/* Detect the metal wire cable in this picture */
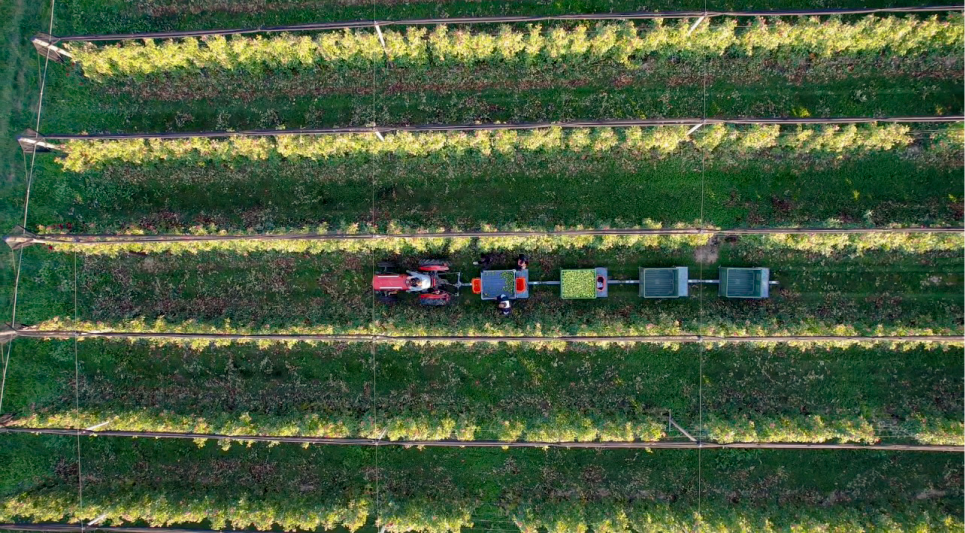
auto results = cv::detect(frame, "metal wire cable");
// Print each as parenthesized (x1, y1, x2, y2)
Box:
(0, 0, 57, 417)
(697, 1, 708, 526)
(2, 329, 959, 344)
(46, 5, 965, 42)
(73, 252, 84, 533)
(370, 0, 382, 527)
(0, 426, 959, 452)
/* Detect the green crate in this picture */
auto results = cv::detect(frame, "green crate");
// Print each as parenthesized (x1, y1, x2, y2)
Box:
(560, 269, 597, 299)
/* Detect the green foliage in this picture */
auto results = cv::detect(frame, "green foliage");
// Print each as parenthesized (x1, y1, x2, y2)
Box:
(68, 16, 965, 80)
(0, 488, 373, 531)
(380, 499, 476, 533)
(42, 227, 714, 256)
(560, 269, 597, 299)
(58, 123, 923, 173)
(752, 232, 965, 256)
(512, 501, 965, 533)
(1, 437, 962, 533)
(31, 315, 964, 347)
(38, 231, 965, 259)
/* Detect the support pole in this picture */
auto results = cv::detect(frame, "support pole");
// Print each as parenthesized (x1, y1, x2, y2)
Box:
(31, 33, 72, 63)
(86, 516, 109, 528)
(85, 421, 112, 432)
(17, 129, 60, 155)
(686, 123, 704, 135)
(686, 15, 707, 36)
(0, 326, 17, 345)
(668, 415, 697, 442)
(3, 226, 39, 251)
(374, 23, 387, 52)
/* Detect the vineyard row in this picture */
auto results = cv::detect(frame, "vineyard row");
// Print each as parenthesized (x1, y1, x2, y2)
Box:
(9, 410, 961, 446)
(65, 16, 965, 80)
(51, 123, 960, 172)
(26, 231, 965, 257)
(15, 324, 964, 346)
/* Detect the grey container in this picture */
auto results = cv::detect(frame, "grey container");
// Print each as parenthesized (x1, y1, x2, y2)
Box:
(719, 267, 770, 299)
(639, 267, 689, 298)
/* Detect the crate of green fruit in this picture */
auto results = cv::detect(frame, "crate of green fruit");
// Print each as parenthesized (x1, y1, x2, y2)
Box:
(560, 269, 598, 299)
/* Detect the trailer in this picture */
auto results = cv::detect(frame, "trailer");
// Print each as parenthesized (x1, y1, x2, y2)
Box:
(372, 258, 777, 309)
(473, 269, 530, 300)
(718, 267, 771, 299)
(558, 268, 608, 299)
(639, 267, 689, 299)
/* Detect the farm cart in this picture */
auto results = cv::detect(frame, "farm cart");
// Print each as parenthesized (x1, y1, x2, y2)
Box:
(639, 267, 690, 298)
(470, 267, 532, 315)
(555, 268, 609, 299)
(371, 259, 467, 306)
(717, 267, 772, 299)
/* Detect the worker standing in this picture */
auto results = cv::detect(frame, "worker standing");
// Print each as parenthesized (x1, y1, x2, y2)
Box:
(496, 294, 513, 316)
(474, 253, 495, 271)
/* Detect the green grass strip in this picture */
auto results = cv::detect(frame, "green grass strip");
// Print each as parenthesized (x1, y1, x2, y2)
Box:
(1, 437, 961, 532)
(4, 339, 961, 445)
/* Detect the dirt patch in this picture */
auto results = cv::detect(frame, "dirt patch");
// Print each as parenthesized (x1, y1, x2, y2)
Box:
(916, 488, 947, 500)
(694, 238, 720, 265)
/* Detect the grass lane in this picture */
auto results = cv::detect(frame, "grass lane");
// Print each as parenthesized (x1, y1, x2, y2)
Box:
(38, 54, 964, 133)
(0, 435, 961, 531)
(11, 238, 963, 337)
(23, 140, 965, 234)
(2, 339, 961, 444)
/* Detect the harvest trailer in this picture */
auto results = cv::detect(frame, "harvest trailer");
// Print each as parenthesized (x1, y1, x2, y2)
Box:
(373, 260, 776, 306)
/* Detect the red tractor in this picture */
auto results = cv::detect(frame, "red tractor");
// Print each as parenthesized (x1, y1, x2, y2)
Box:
(372, 259, 460, 306)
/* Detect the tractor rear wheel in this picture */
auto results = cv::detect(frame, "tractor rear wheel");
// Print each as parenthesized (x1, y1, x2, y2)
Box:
(418, 293, 452, 306)
(418, 259, 450, 272)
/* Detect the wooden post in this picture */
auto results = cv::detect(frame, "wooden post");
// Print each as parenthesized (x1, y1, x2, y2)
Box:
(31, 33, 72, 63)
(374, 23, 387, 52)
(0, 326, 17, 344)
(86, 420, 112, 431)
(18, 129, 61, 154)
(86, 515, 108, 527)
(668, 415, 697, 442)
(3, 226, 39, 251)
(686, 15, 706, 36)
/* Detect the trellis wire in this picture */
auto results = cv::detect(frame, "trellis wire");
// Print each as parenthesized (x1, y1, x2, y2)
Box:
(1, 329, 960, 345)
(1, 427, 959, 452)
(8, 225, 963, 249)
